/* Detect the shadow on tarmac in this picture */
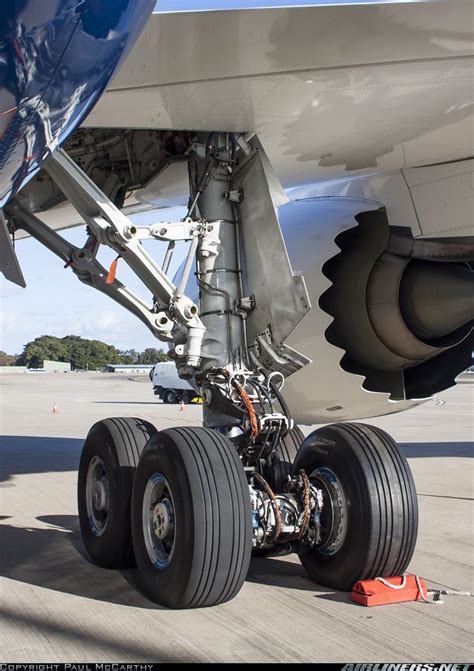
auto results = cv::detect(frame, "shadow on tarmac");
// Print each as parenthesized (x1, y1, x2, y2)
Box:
(0, 602, 192, 661)
(1, 434, 472, 484)
(0, 514, 163, 609)
(0, 435, 83, 483)
(400, 442, 473, 458)
(0, 512, 346, 607)
(246, 555, 351, 603)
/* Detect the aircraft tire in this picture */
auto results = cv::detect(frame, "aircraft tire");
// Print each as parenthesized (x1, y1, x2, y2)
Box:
(77, 417, 157, 569)
(293, 422, 418, 590)
(267, 424, 305, 491)
(131, 427, 252, 608)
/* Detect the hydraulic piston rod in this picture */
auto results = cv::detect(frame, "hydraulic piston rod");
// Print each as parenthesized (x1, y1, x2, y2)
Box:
(191, 133, 245, 372)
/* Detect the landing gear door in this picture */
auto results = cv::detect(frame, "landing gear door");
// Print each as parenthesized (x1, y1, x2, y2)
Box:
(233, 137, 311, 375)
(0, 210, 26, 288)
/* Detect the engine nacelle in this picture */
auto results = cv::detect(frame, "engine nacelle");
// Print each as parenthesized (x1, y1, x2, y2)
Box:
(276, 197, 473, 422)
(320, 209, 473, 399)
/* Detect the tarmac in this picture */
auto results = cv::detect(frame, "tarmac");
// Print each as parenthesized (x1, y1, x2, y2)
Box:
(0, 372, 472, 662)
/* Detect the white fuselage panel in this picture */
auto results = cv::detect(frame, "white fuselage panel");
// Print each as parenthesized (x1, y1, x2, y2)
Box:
(85, 2, 474, 189)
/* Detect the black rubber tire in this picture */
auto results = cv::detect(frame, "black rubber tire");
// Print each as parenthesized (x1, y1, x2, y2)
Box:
(78, 417, 157, 569)
(293, 422, 418, 590)
(131, 427, 252, 608)
(163, 389, 178, 404)
(268, 425, 305, 491)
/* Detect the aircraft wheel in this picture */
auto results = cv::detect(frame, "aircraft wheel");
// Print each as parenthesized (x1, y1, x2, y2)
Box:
(267, 425, 304, 491)
(293, 422, 418, 590)
(78, 417, 157, 569)
(131, 427, 252, 608)
(163, 389, 178, 404)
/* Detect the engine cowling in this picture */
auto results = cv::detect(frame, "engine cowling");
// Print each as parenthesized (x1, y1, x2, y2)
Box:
(318, 208, 474, 400)
(276, 197, 473, 423)
(176, 195, 472, 422)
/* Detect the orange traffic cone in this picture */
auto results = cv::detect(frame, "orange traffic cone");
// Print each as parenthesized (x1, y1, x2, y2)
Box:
(179, 400, 185, 412)
(52, 403, 59, 414)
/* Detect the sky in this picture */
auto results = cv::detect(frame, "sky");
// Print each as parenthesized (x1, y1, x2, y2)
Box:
(0, 208, 189, 356)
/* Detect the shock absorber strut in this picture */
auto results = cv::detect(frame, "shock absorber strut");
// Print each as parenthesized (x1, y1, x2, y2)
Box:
(189, 133, 246, 425)
(188, 133, 296, 444)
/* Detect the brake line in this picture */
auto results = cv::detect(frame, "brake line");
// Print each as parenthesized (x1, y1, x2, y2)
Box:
(219, 368, 259, 439)
(253, 472, 282, 541)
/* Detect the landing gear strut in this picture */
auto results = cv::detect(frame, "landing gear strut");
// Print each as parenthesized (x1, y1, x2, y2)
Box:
(6, 131, 418, 608)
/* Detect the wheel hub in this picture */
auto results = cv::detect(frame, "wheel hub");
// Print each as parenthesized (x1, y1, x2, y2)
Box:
(85, 455, 109, 537)
(93, 479, 108, 512)
(310, 466, 347, 555)
(143, 473, 175, 569)
(152, 499, 174, 540)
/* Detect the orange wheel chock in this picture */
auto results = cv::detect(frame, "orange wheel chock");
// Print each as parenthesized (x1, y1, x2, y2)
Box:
(351, 575, 427, 606)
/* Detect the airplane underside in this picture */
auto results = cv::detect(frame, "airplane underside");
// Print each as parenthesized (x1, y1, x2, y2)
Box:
(1, 1, 473, 608)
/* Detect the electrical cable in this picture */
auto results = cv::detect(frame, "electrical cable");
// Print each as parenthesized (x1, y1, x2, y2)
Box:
(269, 378, 291, 437)
(253, 473, 282, 541)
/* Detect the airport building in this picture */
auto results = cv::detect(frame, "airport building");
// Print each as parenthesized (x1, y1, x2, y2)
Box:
(43, 359, 71, 373)
(105, 364, 154, 374)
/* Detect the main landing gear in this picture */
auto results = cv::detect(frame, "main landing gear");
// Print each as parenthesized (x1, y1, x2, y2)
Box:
(7, 131, 418, 608)
(78, 416, 417, 606)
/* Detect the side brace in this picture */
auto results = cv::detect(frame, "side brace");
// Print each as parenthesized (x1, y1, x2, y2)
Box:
(5, 148, 222, 374)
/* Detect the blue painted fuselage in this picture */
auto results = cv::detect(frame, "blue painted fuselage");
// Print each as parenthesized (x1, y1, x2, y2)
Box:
(0, 0, 155, 208)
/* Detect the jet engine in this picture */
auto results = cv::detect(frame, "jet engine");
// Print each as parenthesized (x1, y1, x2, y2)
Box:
(318, 208, 473, 400)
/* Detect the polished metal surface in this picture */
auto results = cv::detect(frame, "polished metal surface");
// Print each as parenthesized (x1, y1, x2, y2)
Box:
(0, 0, 155, 207)
(85, 455, 109, 537)
(142, 473, 175, 569)
(2, 1, 472, 423)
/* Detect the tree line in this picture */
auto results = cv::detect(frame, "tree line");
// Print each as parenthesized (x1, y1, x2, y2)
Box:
(0, 335, 168, 370)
